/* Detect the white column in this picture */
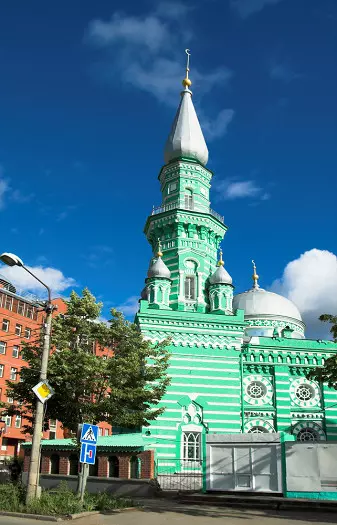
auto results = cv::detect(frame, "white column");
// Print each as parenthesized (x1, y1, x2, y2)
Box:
(197, 272, 204, 303)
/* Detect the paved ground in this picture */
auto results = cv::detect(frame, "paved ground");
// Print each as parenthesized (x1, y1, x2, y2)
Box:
(2, 501, 337, 525)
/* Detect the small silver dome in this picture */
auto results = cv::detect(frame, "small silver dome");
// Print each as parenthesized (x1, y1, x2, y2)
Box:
(209, 265, 232, 285)
(147, 257, 171, 279)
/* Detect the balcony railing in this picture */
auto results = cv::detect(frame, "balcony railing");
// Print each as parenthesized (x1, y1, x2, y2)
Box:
(151, 201, 224, 223)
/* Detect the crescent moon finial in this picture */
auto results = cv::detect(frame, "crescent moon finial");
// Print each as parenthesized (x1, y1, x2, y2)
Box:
(183, 49, 192, 88)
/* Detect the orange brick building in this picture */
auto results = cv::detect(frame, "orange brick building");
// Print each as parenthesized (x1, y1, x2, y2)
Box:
(0, 274, 111, 461)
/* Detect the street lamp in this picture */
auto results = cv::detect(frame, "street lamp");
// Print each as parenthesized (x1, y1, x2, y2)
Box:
(0, 252, 54, 503)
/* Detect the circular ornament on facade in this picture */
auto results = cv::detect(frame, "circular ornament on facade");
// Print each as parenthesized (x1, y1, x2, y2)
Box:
(245, 419, 275, 433)
(292, 421, 325, 442)
(290, 378, 320, 408)
(244, 376, 273, 406)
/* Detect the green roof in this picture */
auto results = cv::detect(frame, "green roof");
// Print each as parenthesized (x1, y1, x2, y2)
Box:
(22, 433, 146, 452)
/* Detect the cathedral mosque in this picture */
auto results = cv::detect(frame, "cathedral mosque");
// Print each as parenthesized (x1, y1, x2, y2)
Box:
(134, 54, 337, 465)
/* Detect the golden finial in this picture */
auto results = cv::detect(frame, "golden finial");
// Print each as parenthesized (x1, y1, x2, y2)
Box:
(157, 238, 163, 257)
(217, 248, 224, 266)
(182, 49, 192, 88)
(252, 259, 259, 289)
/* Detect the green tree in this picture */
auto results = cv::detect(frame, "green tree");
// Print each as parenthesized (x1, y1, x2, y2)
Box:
(307, 313, 337, 386)
(6, 288, 170, 435)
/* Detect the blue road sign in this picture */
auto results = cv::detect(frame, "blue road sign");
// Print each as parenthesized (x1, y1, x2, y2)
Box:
(80, 423, 99, 444)
(80, 442, 97, 465)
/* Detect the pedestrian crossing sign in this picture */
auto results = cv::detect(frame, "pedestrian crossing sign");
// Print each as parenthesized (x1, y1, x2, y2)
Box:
(80, 423, 99, 444)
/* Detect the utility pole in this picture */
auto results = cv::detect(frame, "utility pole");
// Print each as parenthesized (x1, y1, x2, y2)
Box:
(0, 252, 55, 504)
(26, 300, 54, 503)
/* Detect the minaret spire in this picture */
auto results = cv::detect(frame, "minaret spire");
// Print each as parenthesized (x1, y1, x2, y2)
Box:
(164, 49, 209, 166)
(252, 260, 260, 289)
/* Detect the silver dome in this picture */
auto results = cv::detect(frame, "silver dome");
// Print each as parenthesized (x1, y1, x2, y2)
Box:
(147, 257, 171, 279)
(209, 265, 232, 285)
(233, 287, 302, 322)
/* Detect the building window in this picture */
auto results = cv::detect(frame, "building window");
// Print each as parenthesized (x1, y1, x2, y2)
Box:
(5, 296, 13, 310)
(15, 324, 22, 336)
(14, 416, 21, 428)
(2, 319, 9, 332)
(247, 381, 267, 399)
(99, 427, 103, 436)
(25, 305, 33, 319)
(12, 345, 19, 358)
(184, 276, 196, 300)
(248, 426, 269, 434)
(17, 302, 25, 316)
(0, 365, 4, 377)
(7, 397, 13, 404)
(2, 415, 11, 427)
(10, 367, 17, 380)
(49, 419, 56, 439)
(0, 341, 6, 355)
(183, 432, 201, 461)
(104, 428, 109, 436)
(184, 189, 193, 210)
(295, 384, 315, 402)
(24, 327, 31, 339)
(296, 428, 319, 442)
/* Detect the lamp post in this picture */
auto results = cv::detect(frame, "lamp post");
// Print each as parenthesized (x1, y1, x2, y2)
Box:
(0, 253, 54, 503)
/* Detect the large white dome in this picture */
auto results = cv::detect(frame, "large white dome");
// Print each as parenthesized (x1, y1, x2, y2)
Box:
(233, 288, 302, 321)
(233, 287, 305, 338)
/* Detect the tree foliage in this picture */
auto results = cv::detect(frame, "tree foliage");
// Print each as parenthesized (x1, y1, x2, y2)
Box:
(307, 313, 337, 388)
(6, 289, 170, 434)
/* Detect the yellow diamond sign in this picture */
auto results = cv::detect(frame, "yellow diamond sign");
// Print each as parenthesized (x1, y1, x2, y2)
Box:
(32, 380, 55, 404)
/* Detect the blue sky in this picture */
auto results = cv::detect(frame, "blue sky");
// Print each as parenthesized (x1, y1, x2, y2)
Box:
(0, 0, 336, 338)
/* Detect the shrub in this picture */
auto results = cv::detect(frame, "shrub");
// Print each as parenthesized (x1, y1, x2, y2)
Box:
(0, 481, 134, 516)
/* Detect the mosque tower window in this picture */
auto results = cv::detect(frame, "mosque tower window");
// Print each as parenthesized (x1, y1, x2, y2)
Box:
(184, 276, 196, 300)
(184, 189, 194, 210)
(183, 432, 201, 461)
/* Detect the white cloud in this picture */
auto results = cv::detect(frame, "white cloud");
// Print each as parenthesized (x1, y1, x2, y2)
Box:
(269, 63, 301, 83)
(10, 189, 35, 203)
(214, 179, 270, 201)
(201, 109, 235, 141)
(0, 264, 76, 296)
(271, 249, 337, 339)
(113, 296, 139, 317)
(0, 174, 9, 210)
(231, 0, 284, 18)
(86, 5, 233, 140)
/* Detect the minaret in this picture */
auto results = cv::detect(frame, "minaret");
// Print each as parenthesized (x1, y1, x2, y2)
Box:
(144, 50, 228, 313)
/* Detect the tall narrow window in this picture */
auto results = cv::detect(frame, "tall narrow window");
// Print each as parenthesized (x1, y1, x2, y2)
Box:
(184, 189, 193, 210)
(15, 324, 22, 336)
(2, 320, 9, 332)
(183, 432, 201, 461)
(0, 342, 6, 355)
(10, 367, 17, 380)
(12, 346, 19, 358)
(184, 276, 196, 300)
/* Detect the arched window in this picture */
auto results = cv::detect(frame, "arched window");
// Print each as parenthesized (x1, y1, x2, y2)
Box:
(183, 432, 201, 461)
(109, 456, 119, 478)
(184, 276, 195, 300)
(130, 456, 141, 479)
(184, 189, 193, 210)
(69, 454, 79, 475)
(248, 426, 269, 434)
(50, 454, 60, 475)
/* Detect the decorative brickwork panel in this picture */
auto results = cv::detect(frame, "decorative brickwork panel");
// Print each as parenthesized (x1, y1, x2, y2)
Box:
(139, 450, 154, 479)
(41, 454, 51, 474)
(23, 451, 30, 472)
(59, 454, 69, 475)
(117, 454, 130, 479)
(98, 455, 108, 477)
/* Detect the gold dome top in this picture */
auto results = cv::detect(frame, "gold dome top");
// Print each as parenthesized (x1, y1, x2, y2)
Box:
(156, 238, 163, 258)
(217, 249, 224, 266)
(252, 260, 259, 289)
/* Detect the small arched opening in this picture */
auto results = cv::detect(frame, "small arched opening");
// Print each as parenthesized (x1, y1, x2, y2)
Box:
(109, 456, 119, 478)
(130, 456, 141, 479)
(69, 454, 79, 475)
(50, 454, 60, 475)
